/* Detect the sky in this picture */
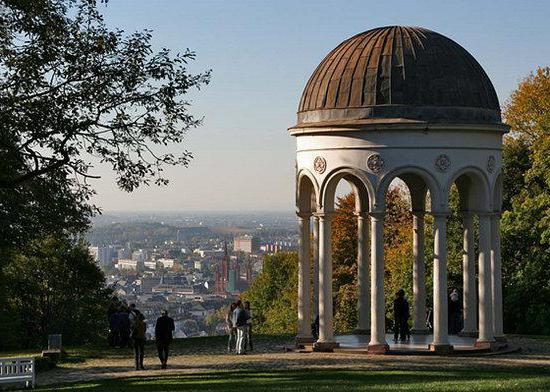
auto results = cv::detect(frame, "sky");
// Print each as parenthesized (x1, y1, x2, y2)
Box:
(91, 0, 550, 212)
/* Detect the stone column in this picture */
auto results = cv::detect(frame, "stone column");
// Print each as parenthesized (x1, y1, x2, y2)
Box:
(355, 212, 370, 334)
(313, 213, 339, 351)
(312, 215, 320, 319)
(461, 212, 478, 336)
(491, 213, 505, 341)
(411, 211, 427, 334)
(476, 213, 495, 347)
(368, 211, 388, 353)
(296, 212, 313, 344)
(430, 212, 452, 352)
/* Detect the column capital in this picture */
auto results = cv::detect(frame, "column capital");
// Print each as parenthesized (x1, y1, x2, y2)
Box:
(411, 210, 426, 218)
(315, 211, 334, 220)
(460, 211, 475, 218)
(431, 211, 450, 219)
(296, 211, 312, 219)
(369, 211, 385, 221)
(476, 211, 497, 219)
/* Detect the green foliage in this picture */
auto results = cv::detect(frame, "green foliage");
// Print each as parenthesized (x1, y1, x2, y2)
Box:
(0, 0, 210, 192)
(241, 252, 298, 334)
(0, 236, 112, 349)
(499, 66, 550, 335)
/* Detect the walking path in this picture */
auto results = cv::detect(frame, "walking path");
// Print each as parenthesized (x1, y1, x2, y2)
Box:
(35, 335, 550, 388)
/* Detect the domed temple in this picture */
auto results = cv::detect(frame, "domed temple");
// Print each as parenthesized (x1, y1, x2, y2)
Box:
(289, 26, 507, 353)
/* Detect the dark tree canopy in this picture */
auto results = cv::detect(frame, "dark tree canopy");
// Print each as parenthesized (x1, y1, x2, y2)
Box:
(0, 0, 211, 192)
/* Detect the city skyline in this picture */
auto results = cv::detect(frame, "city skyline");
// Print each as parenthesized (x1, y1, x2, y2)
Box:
(89, 0, 550, 212)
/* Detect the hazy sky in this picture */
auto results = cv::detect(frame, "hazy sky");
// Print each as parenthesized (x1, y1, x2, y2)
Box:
(91, 0, 550, 212)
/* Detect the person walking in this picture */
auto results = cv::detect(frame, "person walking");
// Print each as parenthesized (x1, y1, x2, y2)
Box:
(226, 303, 237, 353)
(244, 301, 253, 351)
(155, 309, 175, 369)
(232, 300, 249, 355)
(132, 311, 146, 370)
(393, 289, 410, 343)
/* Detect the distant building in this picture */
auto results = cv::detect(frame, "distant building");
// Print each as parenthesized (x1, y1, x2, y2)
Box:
(116, 259, 139, 271)
(117, 247, 131, 260)
(234, 235, 259, 253)
(157, 258, 175, 269)
(132, 249, 147, 263)
(144, 260, 157, 270)
(262, 241, 294, 254)
(89, 245, 116, 267)
(226, 268, 237, 292)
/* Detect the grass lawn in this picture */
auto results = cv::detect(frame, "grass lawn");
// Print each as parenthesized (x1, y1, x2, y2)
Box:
(1, 334, 294, 363)
(29, 368, 550, 391)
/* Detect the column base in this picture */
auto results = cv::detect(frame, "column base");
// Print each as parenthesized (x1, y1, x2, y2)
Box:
(312, 341, 339, 352)
(474, 340, 497, 350)
(458, 330, 478, 338)
(295, 335, 315, 347)
(410, 328, 429, 335)
(428, 344, 454, 354)
(353, 328, 370, 335)
(367, 343, 389, 354)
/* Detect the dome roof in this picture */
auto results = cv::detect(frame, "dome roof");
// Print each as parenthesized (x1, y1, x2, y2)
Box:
(294, 26, 501, 129)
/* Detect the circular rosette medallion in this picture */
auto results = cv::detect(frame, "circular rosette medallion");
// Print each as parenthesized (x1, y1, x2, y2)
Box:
(313, 156, 326, 174)
(435, 154, 451, 172)
(367, 154, 385, 174)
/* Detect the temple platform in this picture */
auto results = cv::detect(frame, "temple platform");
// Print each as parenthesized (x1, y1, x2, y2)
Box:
(292, 334, 516, 356)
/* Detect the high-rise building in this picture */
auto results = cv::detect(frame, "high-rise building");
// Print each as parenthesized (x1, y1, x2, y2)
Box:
(234, 235, 259, 253)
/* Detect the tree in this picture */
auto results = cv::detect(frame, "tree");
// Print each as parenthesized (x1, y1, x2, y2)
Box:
(0, 0, 211, 192)
(1, 236, 112, 349)
(241, 252, 298, 334)
(499, 66, 550, 334)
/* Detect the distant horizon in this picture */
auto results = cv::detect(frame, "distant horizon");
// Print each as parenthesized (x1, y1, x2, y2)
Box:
(89, 1, 550, 212)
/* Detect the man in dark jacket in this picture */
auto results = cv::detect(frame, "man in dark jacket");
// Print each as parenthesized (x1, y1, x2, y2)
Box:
(393, 289, 410, 343)
(155, 309, 175, 369)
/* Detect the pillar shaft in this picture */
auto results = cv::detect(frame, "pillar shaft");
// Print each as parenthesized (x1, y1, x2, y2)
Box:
(317, 213, 334, 343)
(312, 216, 320, 319)
(478, 213, 495, 343)
(491, 214, 504, 338)
(432, 213, 450, 346)
(297, 213, 312, 340)
(412, 211, 427, 333)
(356, 213, 370, 332)
(369, 212, 387, 347)
(462, 213, 477, 335)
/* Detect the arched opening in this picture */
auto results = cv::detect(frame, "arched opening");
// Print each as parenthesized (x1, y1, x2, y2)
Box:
(376, 170, 435, 347)
(445, 168, 494, 344)
(304, 169, 372, 349)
